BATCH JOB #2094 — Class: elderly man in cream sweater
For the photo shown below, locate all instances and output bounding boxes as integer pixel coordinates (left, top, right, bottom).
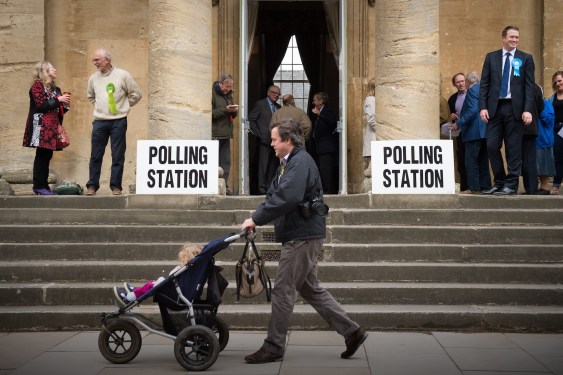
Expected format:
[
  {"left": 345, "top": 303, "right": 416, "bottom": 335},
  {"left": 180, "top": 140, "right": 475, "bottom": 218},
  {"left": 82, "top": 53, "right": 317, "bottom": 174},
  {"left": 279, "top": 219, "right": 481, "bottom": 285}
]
[{"left": 85, "top": 48, "right": 142, "bottom": 196}]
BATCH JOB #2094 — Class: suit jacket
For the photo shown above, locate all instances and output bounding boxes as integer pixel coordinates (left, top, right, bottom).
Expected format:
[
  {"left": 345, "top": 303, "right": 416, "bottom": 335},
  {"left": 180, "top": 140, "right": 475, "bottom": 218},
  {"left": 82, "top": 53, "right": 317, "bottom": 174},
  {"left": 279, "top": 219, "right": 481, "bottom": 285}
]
[
  {"left": 479, "top": 49, "right": 536, "bottom": 120},
  {"left": 312, "top": 104, "right": 338, "bottom": 154},
  {"left": 249, "top": 98, "right": 280, "bottom": 145},
  {"left": 271, "top": 105, "right": 312, "bottom": 141},
  {"left": 447, "top": 92, "right": 459, "bottom": 115},
  {"left": 456, "top": 84, "right": 487, "bottom": 142}
]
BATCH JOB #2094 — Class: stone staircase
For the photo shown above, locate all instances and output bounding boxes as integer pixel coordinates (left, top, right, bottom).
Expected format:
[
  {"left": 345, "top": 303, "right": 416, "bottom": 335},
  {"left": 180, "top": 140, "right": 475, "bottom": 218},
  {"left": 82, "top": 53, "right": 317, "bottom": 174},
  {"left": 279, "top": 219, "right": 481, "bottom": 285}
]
[{"left": 0, "top": 194, "right": 562, "bottom": 332}]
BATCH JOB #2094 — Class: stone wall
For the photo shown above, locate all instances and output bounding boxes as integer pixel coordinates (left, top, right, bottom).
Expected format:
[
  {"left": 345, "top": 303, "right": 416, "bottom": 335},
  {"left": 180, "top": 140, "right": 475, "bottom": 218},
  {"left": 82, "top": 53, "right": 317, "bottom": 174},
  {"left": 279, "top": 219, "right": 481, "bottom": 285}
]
[{"left": 0, "top": 0, "right": 44, "bottom": 170}]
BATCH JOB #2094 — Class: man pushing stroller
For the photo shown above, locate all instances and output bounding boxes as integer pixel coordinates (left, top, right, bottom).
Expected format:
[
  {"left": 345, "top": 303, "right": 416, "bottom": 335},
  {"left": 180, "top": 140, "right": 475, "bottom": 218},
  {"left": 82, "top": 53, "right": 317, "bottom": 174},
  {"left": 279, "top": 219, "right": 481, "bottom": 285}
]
[{"left": 240, "top": 119, "right": 368, "bottom": 364}]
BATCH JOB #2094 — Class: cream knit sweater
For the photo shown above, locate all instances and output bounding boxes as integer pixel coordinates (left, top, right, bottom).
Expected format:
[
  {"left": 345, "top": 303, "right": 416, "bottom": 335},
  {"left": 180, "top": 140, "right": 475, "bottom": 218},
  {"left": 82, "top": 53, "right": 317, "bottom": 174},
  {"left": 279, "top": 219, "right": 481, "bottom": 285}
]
[{"left": 87, "top": 67, "right": 142, "bottom": 120}]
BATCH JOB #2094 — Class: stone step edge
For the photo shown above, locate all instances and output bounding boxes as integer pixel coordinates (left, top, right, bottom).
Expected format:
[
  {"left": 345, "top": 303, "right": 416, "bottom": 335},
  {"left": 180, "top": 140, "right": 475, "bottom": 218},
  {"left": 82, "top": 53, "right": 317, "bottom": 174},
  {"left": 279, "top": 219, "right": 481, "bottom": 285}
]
[{"left": 1, "top": 304, "right": 562, "bottom": 332}]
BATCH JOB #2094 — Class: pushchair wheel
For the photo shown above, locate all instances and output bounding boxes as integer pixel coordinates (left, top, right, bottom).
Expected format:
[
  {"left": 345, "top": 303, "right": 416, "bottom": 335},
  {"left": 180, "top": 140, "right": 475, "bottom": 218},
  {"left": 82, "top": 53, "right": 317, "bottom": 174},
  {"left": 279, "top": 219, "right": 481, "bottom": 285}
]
[
  {"left": 98, "top": 319, "right": 142, "bottom": 364},
  {"left": 174, "top": 325, "right": 220, "bottom": 371},
  {"left": 213, "top": 316, "right": 230, "bottom": 351}
]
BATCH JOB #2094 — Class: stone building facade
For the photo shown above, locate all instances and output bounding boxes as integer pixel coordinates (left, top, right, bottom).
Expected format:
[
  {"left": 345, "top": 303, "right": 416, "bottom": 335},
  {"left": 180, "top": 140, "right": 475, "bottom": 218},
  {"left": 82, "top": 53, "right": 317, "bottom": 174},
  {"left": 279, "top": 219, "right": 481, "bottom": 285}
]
[{"left": 1, "top": 0, "right": 561, "bottom": 194}]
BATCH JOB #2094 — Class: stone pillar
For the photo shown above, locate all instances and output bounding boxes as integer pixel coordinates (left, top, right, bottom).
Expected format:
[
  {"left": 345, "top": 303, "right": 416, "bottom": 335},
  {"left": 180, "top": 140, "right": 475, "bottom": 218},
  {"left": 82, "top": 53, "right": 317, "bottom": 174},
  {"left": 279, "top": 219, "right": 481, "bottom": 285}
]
[
  {"left": 148, "top": 0, "right": 212, "bottom": 139},
  {"left": 375, "top": 0, "right": 440, "bottom": 140},
  {"left": 543, "top": 0, "right": 563, "bottom": 92}
]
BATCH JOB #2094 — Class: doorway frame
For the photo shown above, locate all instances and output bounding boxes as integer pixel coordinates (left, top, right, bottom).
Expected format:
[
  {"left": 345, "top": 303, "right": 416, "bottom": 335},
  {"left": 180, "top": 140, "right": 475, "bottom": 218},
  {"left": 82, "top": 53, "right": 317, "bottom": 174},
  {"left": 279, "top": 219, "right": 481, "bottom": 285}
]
[{"left": 239, "top": 0, "right": 347, "bottom": 195}]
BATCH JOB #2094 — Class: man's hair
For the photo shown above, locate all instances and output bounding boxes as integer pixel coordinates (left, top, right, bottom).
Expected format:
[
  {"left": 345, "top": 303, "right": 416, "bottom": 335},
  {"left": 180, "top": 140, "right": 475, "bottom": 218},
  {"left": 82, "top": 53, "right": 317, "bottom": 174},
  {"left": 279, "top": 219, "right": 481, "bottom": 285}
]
[
  {"left": 502, "top": 26, "right": 519, "bottom": 37},
  {"left": 283, "top": 94, "right": 295, "bottom": 106},
  {"left": 552, "top": 71, "right": 563, "bottom": 92},
  {"left": 218, "top": 73, "right": 233, "bottom": 84},
  {"left": 267, "top": 85, "right": 280, "bottom": 94},
  {"left": 314, "top": 91, "right": 329, "bottom": 104},
  {"left": 451, "top": 72, "right": 465, "bottom": 86},
  {"left": 95, "top": 48, "right": 111, "bottom": 61},
  {"left": 465, "top": 71, "right": 481, "bottom": 84},
  {"left": 270, "top": 119, "right": 304, "bottom": 147}
]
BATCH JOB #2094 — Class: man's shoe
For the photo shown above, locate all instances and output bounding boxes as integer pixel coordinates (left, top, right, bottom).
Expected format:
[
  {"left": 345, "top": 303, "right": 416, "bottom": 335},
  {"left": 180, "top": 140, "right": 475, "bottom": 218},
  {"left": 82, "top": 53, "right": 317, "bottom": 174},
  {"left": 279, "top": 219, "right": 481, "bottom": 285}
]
[
  {"left": 493, "top": 187, "right": 517, "bottom": 196},
  {"left": 481, "top": 186, "right": 501, "bottom": 195},
  {"left": 534, "top": 189, "right": 550, "bottom": 195},
  {"left": 112, "top": 188, "right": 122, "bottom": 196},
  {"left": 341, "top": 328, "right": 368, "bottom": 359},
  {"left": 244, "top": 346, "right": 283, "bottom": 364},
  {"left": 85, "top": 187, "right": 96, "bottom": 196}
]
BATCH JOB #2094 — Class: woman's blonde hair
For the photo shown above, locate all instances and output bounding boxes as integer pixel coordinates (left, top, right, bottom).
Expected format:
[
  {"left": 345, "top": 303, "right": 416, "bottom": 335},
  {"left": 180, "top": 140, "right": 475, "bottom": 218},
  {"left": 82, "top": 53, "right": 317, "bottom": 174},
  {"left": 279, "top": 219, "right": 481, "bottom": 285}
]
[
  {"left": 32, "top": 61, "right": 55, "bottom": 90},
  {"left": 177, "top": 243, "right": 203, "bottom": 264},
  {"left": 366, "top": 78, "right": 376, "bottom": 96}
]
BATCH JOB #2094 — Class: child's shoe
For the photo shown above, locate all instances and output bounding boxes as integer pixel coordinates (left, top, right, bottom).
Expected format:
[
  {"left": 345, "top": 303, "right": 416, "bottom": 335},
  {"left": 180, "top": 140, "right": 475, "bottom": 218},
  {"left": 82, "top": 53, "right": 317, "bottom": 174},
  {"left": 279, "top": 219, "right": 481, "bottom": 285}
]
[
  {"left": 113, "top": 286, "right": 128, "bottom": 307},
  {"left": 123, "top": 282, "right": 135, "bottom": 293}
]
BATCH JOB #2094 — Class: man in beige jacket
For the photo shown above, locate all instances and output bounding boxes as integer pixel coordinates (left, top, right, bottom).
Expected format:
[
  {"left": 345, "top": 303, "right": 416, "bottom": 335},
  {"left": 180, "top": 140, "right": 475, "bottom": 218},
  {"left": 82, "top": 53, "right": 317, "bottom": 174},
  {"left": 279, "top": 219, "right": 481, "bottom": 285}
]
[{"left": 271, "top": 94, "right": 311, "bottom": 143}]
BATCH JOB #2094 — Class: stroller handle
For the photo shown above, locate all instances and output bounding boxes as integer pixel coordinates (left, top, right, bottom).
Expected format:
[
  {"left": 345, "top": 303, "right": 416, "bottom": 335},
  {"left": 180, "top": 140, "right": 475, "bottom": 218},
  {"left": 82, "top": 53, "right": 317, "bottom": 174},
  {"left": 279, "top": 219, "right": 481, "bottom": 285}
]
[{"left": 224, "top": 230, "right": 249, "bottom": 243}]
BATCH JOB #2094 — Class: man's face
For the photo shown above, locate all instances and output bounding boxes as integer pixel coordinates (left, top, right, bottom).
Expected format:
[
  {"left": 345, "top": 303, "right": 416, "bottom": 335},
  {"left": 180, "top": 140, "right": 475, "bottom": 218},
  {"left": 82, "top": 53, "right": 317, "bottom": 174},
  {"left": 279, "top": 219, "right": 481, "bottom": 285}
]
[
  {"left": 453, "top": 75, "right": 466, "bottom": 93},
  {"left": 312, "top": 96, "right": 323, "bottom": 109},
  {"left": 219, "top": 80, "right": 233, "bottom": 95},
  {"left": 502, "top": 29, "right": 519, "bottom": 51},
  {"left": 91, "top": 53, "right": 110, "bottom": 72},
  {"left": 268, "top": 87, "right": 280, "bottom": 103},
  {"left": 270, "top": 127, "right": 292, "bottom": 159}
]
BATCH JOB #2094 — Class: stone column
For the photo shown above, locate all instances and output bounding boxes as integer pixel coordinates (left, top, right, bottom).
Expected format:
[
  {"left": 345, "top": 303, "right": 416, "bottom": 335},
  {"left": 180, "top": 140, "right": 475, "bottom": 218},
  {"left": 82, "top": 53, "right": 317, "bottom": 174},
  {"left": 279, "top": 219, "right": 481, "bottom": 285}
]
[
  {"left": 375, "top": 0, "right": 440, "bottom": 140},
  {"left": 543, "top": 0, "right": 563, "bottom": 92},
  {"left": 148, "top": 0, "right": 212, "bottom": 139}
]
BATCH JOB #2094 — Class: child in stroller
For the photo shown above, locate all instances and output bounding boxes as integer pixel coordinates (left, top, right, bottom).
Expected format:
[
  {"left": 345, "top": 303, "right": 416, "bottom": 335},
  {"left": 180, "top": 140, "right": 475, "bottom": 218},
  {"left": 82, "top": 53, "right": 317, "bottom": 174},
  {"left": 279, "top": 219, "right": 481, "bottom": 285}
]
[
  {"left": 99, "top": 232, "right": 244, "bottom": 371},
  {"left": 112, "top": 242, "right": 202, "bottom": 307}
]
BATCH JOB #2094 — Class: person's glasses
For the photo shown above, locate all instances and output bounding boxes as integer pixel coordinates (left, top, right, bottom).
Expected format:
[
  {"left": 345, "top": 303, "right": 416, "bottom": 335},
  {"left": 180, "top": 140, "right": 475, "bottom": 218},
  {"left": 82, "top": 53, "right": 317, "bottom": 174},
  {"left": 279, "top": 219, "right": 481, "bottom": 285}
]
[
  {"left": 269, "top": 91, "right": 280, "bottom": 95},
  {"left": 91, "top": 58, "right": 105, "bottom": 63}
]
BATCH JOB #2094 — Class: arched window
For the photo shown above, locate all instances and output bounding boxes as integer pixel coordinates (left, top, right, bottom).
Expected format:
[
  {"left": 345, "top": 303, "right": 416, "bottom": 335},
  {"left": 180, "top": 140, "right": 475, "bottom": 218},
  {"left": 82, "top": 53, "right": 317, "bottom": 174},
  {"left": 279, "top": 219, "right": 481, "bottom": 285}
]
[{"left": 273, "top": 35, "right": 310, "bottom": 111}]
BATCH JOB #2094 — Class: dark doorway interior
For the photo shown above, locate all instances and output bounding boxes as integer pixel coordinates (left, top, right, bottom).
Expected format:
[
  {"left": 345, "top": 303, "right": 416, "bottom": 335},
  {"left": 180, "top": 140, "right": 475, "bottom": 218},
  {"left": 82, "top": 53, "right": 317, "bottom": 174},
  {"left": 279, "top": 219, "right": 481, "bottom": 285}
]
[{"left": 247, "top": 1, "right": 339, "bottom": 195}]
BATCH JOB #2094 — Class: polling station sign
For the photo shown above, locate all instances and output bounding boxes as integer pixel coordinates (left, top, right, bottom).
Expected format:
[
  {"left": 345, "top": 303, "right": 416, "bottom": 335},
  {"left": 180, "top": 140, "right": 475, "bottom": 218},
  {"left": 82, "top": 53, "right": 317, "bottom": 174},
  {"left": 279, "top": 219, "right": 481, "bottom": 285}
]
[
  {"left": 136, "top": 140, "right": 218, "bottom": 194},
  {"left": 372, "top": 140, "right": 455, "bottom": 194}
]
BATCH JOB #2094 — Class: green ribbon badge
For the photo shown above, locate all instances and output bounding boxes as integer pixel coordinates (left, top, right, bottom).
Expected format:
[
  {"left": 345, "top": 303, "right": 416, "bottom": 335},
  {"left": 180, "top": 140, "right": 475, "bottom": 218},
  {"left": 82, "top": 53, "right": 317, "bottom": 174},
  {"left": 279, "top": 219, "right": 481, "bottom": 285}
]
[{"left": 106, "top": 83, "right": 117, "bottom": 115}]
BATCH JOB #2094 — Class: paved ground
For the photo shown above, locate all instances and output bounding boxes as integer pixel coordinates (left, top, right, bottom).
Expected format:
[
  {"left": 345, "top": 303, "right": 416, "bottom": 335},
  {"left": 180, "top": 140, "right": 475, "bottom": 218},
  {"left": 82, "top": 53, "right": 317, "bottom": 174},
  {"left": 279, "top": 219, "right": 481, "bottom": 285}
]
[{"left": 1, "top": 330, "right": 562, "bottom": 375}]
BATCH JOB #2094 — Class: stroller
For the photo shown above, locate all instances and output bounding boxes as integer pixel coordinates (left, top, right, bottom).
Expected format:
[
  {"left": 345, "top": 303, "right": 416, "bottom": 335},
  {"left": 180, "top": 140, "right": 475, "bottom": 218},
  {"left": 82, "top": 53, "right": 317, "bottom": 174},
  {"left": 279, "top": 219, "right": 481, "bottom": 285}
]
[{"left": 98, "top": 231, "right": 247, "bottom": 371}]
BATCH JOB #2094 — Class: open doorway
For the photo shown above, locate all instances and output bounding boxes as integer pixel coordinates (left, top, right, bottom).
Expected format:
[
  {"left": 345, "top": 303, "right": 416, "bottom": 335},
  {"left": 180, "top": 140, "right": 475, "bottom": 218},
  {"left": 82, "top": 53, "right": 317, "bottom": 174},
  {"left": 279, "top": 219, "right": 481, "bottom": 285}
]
[{"left": 242, "top": 0, "right": 342, "bottom": 195}]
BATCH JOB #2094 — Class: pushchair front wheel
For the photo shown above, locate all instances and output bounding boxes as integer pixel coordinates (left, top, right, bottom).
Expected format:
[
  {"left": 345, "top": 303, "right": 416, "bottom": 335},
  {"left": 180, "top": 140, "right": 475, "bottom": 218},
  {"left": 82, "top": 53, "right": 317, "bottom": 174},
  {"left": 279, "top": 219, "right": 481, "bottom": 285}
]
[
  {"left": 98, "top": 319, "right": 142, "bottom": 364},
  {"left": 174, "top": 325, "right": 220, "bottom": 371}
]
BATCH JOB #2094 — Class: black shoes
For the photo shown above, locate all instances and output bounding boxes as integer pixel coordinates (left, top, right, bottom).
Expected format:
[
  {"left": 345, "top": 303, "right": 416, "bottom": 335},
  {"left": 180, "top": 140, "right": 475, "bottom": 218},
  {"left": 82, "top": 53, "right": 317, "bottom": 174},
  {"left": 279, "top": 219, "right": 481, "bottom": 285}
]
[
  {"left": 244, "top": 346, "right": 284, "bottom": 364},
  {"left": 341, "top": 327, "right": 368, "bottom": 359}
]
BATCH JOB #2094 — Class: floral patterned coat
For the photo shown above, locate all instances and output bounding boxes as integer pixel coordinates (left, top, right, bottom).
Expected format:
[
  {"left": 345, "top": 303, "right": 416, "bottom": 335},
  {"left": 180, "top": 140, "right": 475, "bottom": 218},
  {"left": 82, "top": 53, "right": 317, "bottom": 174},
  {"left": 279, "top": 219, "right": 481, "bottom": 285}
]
[{"left": 22, "top": 81, "right": 67, "bottom": 150}]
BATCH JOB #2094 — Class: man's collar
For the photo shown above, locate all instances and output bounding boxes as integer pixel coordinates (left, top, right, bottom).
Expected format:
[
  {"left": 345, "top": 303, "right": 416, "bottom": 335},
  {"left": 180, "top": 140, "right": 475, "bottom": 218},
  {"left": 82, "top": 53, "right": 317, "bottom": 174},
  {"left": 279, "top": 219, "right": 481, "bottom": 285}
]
[{"left": 502, "top": 48, "right": 516, "bottom": 55}]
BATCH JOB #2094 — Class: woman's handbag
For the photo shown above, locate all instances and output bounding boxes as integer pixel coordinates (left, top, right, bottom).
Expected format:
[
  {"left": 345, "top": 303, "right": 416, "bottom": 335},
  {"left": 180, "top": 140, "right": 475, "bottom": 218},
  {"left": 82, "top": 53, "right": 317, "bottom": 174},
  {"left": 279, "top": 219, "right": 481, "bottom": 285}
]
[
  {"left": 57, "top": 124, "right": 70, "bottom": 149},
  {"left": 235, "top": 237, "right": 271, "bottom": 301}
]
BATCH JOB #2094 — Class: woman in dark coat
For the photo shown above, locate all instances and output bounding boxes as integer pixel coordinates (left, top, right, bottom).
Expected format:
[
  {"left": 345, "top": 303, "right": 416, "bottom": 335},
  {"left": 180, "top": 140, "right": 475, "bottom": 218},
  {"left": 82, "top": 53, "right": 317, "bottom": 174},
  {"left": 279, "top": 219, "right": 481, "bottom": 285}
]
[{"left": 22, "top": 61, "right": 71, "bottom": 195}]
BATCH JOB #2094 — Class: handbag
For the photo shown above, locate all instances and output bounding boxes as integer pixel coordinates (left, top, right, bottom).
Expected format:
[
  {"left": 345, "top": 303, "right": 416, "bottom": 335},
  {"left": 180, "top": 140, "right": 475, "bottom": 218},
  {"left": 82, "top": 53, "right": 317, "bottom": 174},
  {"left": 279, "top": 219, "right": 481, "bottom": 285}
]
[
  {"left": 235, "top": 238, "right": 271, "bottom": 301},
  {"left": 440, "top": 122, "right": 460, "bottom": 139},
  {"left": 53, "top": 180, "right": 83, "bottom": 195},
  {"left": 57, "top": 124, "right": 70, "bottom": 149}
]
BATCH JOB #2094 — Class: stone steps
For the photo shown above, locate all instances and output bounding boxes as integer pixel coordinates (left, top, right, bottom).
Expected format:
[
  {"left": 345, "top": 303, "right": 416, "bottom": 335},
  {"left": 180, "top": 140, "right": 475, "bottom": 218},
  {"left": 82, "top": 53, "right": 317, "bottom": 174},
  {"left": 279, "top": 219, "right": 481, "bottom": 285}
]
[
  {"left": 3, "top": 282, "right": 563, "bottom": 306},
  {"left": 1, "top": 194, "right": 562, "bottom": 332},
  {"left": 1, "top": 304, "right": 561, "bottom": 332}
]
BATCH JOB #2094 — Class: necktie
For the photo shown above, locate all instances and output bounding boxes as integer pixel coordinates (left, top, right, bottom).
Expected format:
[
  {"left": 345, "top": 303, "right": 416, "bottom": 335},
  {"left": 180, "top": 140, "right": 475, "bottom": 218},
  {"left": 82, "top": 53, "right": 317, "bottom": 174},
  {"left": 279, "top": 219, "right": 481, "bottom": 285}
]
[
  {"left": 278, "top": 160, "right": 286, "bottom": 182},
  {"left": 271, "top": 103, "right": 276, "bottom": 113},
  {"left": 500, "top": 52, "right": 511, "bottom": 98}
]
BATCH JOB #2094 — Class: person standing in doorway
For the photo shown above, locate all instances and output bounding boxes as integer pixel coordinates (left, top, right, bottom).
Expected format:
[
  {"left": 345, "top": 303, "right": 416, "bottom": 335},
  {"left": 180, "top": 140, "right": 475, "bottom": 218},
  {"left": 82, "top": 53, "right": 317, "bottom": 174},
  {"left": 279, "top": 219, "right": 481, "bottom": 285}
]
[
  {"left": 479, "top": 26, "right": 536, "bottom": 196},
  {"left": 241, "top": 119, "right": 367, "bottom": 364},
  {"left": 249, "top": 85, "right": 281, "bottom": 194},
  {"left": 311, "top": 92, "right": 338, "bottom": 194},
  {"left": 212, "top": 73, "right": 238, "bottom": 195},
  {"left": 85, "top": 48, "right": 142, "bottom": 196}
]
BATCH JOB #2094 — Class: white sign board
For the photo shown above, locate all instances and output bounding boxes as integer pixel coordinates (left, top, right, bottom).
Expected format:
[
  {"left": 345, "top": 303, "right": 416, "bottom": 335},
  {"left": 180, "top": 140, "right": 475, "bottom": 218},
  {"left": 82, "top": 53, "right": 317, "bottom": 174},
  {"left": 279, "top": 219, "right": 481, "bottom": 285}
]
[
  {"left": 136, "top": 140, "right": 219, "bottom": 195},
  {"left": 372, "top": 140, "right": 455, "bottom": 194}
]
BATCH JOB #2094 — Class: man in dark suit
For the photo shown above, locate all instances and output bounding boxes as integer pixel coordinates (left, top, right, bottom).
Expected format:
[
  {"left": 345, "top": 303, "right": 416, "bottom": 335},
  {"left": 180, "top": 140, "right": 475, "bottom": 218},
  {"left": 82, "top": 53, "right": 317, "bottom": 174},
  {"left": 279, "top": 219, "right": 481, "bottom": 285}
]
[
  {"left": 456, "top": 71, "right": 491, "bottom": 193},
  {"left": 479, "top": 25, "right": 536, "bottom": 195},
  {"left": 448, "top": 72, "right": 468, "bottom": 192},
  {"left": 311, "top": 92, "right": 338, "bottom": 194},
  {"left": 249, "top": 85, "right": 281, "bottom": 194}
]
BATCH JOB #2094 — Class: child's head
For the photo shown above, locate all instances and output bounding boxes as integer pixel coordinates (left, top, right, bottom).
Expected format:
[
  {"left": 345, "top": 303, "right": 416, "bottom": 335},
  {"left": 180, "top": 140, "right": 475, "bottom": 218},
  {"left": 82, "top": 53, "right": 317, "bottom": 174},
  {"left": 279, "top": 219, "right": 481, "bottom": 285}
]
[{"left": 178, "top": 243, "right": 202, "bottom": 264}]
